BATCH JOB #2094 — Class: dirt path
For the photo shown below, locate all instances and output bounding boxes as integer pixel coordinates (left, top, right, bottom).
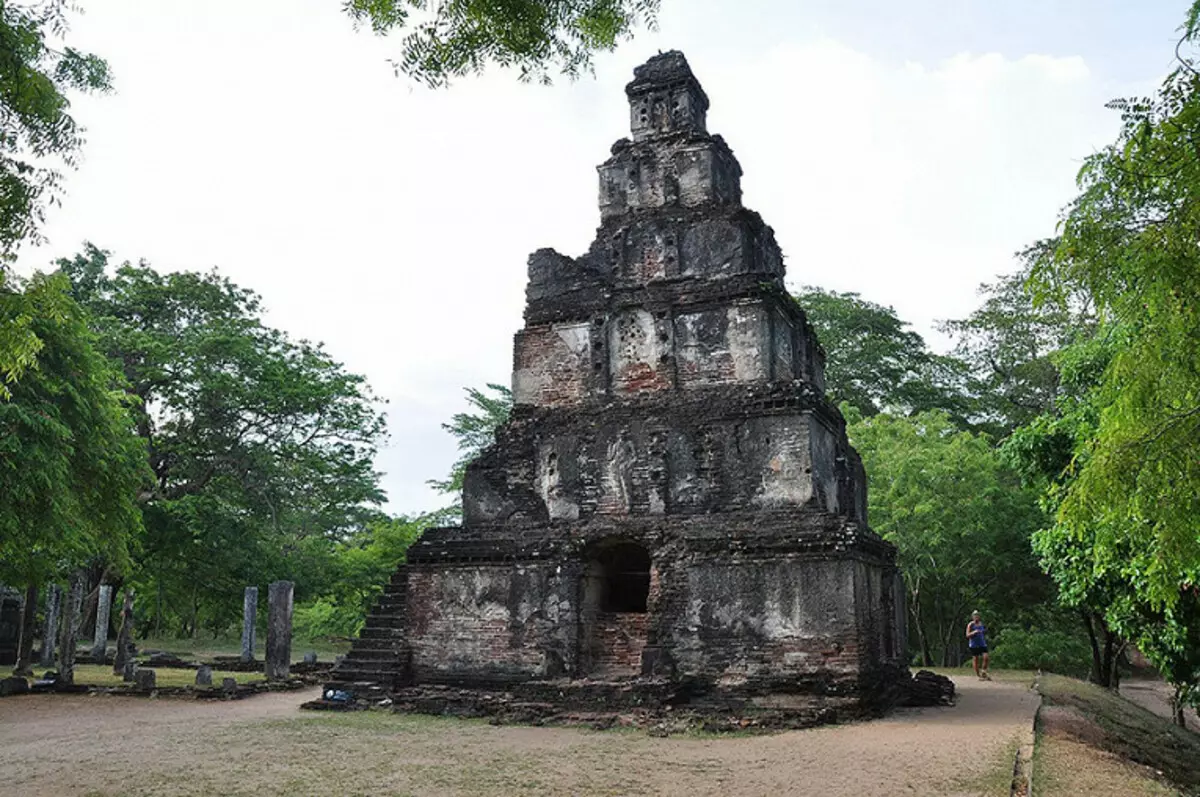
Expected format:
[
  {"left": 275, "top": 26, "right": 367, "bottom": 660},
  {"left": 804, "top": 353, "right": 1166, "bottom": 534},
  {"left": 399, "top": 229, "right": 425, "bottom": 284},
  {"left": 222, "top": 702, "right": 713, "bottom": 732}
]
[{"left": 0, "top": 676, "right": 1038, "bottom": 796}]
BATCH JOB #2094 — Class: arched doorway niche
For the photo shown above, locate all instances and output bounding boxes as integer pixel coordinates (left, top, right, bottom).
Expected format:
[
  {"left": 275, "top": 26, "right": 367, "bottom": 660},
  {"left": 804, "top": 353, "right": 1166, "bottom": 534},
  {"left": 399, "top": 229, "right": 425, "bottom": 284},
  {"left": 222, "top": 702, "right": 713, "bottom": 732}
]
[{"left": 578, "top": 539, "right": 653, "bottom": 676}]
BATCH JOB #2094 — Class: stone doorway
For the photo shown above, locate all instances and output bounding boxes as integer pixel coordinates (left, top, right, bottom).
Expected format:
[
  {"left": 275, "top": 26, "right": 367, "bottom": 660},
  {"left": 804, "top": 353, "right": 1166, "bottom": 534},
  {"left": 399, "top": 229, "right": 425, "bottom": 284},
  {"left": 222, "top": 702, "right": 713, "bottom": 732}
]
[{"left": 579, "top": 540, "right": 652, "bottom": 677}]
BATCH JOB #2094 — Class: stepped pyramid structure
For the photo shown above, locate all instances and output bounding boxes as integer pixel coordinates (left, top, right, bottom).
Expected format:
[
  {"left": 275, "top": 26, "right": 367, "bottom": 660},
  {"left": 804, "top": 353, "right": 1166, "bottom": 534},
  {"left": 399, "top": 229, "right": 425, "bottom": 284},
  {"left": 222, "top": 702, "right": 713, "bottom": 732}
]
[{"left": 327, "top": 51, "right": 908, "bottom": 724}]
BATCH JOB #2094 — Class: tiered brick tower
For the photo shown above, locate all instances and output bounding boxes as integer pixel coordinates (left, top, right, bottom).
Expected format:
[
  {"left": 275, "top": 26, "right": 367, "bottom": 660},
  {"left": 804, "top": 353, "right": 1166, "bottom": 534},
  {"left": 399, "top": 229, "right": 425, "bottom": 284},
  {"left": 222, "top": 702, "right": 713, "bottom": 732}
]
[{"left": 328, "top": 51, "right": 908, "bottom": 724}]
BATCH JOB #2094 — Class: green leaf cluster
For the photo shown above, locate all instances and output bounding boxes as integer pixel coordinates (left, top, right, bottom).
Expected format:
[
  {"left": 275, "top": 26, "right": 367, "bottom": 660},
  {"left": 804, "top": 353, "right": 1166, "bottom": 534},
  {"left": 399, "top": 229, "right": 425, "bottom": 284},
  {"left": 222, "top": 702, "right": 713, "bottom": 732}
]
[
  {"left": 0, "top": 1, "right": 112, "bottom": 257},
  {"left": 0, "top": 270, "right": 148, "bottom": 586},
  {"left": 795, "top": 287, "right": 970, "bottom": 421},
  {"left": 342, "top": 0, "right": 659, "bottom": 86},
  {"left": 847, "top": 409, "right": 1048, "bottom": 665}
]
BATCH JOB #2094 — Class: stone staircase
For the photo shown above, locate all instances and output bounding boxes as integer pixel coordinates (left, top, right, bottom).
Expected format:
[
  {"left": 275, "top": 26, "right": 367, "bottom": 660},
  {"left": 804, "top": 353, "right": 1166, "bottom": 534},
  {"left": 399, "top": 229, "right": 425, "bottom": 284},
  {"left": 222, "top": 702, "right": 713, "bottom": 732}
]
[{"left": 322, "top": 565, "right": 410, "bottom": 701}]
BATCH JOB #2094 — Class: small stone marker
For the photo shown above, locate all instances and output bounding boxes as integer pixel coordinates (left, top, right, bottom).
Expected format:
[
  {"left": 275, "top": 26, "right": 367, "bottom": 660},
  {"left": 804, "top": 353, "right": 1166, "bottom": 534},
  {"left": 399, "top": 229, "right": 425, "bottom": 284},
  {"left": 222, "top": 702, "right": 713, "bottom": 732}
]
[
  {"left": 222, "top": 677, "right": 238, "bottom": 691},
  {"left": 122, "top": 661, "right": 137, "bottom": 682},
  {"left": 133, "top": 668, "right": 156, "bottom": 690},
  {"left": 303, "top": 651, "right": 317, "bottom": 665},
  {"left": 241, "top": 586, "right": 258, "bottom": 663},
  {"left": 40, "top": 585, "right": 61, "bottom": 668},
  {"left": 0, "top": 676, "right": 30, "bottom": 696},
  {"left": 195, "top": 665, "right": 213, "bottom": 686},
  {"left": 334, "top": 654, "right": 345, "bottom": 668},
  {"left": 265, "top": 581, "right": 293, "bottom": 680},
  {"left": 92, "top": 584, "right": 113, "bottom": 664}
]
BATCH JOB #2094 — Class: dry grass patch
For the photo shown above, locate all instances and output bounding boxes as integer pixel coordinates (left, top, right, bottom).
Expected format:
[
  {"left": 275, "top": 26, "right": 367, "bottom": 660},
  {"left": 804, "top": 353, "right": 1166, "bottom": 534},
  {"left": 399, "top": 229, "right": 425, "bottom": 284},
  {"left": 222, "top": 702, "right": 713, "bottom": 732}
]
[{"left": 1036, "top": 674, "right": 1200, "bottom": 796}]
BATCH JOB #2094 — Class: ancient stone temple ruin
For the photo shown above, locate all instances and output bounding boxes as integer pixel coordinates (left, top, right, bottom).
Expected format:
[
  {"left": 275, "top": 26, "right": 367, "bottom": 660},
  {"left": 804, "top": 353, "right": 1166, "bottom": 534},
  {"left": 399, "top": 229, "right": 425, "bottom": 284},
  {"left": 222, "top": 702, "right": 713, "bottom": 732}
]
[{"left": 327, "top": 51, "right": 909, "bottom": 725}]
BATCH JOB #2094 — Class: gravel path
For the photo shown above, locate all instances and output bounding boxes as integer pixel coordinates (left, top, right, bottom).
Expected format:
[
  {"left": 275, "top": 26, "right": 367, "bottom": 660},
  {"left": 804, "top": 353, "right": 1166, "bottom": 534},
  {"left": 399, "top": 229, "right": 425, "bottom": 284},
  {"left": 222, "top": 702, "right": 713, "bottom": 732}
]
[{"left": 0, "top": 676, "right": 1038, "bottom": 796}]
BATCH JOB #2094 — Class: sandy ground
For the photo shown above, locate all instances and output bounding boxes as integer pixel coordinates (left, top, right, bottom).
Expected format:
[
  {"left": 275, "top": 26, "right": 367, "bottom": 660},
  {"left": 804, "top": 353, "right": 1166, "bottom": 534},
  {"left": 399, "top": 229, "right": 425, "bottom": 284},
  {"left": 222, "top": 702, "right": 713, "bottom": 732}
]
[
  {"left": 1121, "top": 678, "right": 1200, "bottom": 734},
  {"left": 0, "top": 676, "right": 1038, "bottom": 797}
]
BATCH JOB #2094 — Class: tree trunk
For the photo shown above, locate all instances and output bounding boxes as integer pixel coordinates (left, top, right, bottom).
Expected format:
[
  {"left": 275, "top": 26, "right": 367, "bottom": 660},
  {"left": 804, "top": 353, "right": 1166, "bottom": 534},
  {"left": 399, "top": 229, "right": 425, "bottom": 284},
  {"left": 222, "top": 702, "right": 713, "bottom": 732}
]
[
  {"left": 911, "top": 595, "right": 933, "bottom": 666},
  {"left": 1172, "top": 685, "right": 1188, "bottom": 728},
  {"left": 112, "top": 588, "right": 135, "bottom": 676},
  {"left": 1082, "top": 610, "right": 1104, "bottom": 685},
  {"left": 13, "top": 583, "right": 37, "bottom": 675},
  {"left": 57, "top": 572, "right": 85, "bottom": 685}
]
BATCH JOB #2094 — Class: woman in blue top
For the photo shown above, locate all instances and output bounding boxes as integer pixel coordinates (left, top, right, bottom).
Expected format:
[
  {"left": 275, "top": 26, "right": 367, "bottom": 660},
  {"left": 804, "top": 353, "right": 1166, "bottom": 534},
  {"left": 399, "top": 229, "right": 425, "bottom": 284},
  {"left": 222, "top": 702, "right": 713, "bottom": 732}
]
[{"left": 966, "top": 610, "right": 991, "bottom": 680}]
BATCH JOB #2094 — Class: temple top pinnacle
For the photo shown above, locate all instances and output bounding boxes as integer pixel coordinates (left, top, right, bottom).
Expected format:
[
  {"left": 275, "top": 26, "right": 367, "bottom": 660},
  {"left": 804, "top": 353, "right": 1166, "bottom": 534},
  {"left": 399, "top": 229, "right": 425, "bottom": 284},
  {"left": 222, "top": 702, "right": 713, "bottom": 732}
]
[{"left": 625, "top": 50, "right": 709, "bottom": 141}]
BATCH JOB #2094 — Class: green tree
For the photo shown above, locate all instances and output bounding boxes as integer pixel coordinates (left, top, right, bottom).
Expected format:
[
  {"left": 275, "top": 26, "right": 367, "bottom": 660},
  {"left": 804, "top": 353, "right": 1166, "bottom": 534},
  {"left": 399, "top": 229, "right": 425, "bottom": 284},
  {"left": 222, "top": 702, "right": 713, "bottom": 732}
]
[
  {"left": 344, "top": 0, "right": 658, "bottom": 87},
  {"left": 0, "top": 270, "right": 146, "bottom": 589},
  {"left": 429, "top": 382, "right": 512, "bottom": 509},
  {"left": 848, "top": 409, "right": 1048, "bottom": 666},
  {"left": 1008, "top": 3, "right": 1200, "bottom": 711},
  {"left": 58, "top": 244, "right": 388, "bottom": 636},
  {"left": 939, "top": 265, "right": 1095, "bottom": 436},
  {"left": 293, "top": 510, "right": 452, "bottom": 641},
  {"left": 0, "top": 1, "right": 112, "bottom": 258},
  {"left": 796, "top": 287, "right": 970, "bottom": 420},
  {"left": 0, "top": 266, "right": 73, "bottom": 396}
]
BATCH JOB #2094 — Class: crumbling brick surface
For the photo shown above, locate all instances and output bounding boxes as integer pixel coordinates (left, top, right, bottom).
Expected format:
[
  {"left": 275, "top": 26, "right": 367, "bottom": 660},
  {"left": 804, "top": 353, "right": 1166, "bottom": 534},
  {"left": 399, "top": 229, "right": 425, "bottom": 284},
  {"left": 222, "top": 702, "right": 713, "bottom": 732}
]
[{"left": 327, "top": 50, "right": 908, "bottom": 726}]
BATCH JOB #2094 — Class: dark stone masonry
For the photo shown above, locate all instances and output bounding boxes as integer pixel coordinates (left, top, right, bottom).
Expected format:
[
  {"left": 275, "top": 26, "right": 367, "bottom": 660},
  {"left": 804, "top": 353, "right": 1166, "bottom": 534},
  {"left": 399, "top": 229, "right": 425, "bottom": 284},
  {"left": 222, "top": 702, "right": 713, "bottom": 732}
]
[{"left": 325, "top": 51, "right": 912, "bottom": 726}]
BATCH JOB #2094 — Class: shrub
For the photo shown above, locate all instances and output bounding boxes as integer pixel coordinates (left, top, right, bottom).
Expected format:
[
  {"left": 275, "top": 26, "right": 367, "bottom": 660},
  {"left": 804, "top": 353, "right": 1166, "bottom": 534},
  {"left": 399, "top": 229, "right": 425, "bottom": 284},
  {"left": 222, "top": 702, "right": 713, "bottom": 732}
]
[
  {"left": 292, "top": 598, "right": 365, "bottom": 643},
  {"left": 989, "top": 626, "right": 1092, "bottom": 677}
]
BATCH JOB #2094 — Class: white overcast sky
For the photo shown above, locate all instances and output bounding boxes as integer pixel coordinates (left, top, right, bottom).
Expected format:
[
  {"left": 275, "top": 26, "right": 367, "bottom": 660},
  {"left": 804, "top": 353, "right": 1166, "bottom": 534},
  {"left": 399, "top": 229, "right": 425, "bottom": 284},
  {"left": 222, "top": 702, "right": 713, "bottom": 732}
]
[{"left": 15, "top": 0, "right": 1187, "bottom": 513}]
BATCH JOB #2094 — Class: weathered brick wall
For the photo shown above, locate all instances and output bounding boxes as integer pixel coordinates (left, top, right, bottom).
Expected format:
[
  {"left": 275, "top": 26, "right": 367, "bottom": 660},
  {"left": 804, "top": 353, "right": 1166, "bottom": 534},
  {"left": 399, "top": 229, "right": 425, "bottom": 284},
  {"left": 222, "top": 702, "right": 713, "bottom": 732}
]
[
  {"left": 589, "top": 613, "right": 651, "bottom": 675},
  {"left": 610, "top": 309, "right": 675, "bottom": 394},
  {"left": 406, "top": 564, "right": 576, "bottom": 684},
  {"left": 669, "top": 558, "right": 863, "bottom": 686},
  {"left": 512, "top": 323, "right": 591, "bottom": 406}
]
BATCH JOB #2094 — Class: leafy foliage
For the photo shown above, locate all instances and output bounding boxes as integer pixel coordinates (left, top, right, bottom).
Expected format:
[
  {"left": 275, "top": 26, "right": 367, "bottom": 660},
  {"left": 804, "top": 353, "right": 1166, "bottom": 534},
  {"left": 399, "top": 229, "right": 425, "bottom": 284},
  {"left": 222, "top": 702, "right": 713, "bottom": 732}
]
[
  {"left": 293, "top": 511, "right": 448, "bottom": 641},
  {"left": 429, "top": 382, "right": 512, "bottom": 509},
  {"left": 939, "top": 265, "right": 1095, "bottom": 436},
  {"left": 989, "top": 625, "right": 1093, "bottom": 678},
  {"left": 1025, "top": 12, "right": 1200, "bottom": 612},
  {"left": 343, "top": 0, "right": 658, "bottom": 86},
  {"left": 58, "top": 244, "right": 388, "bottom": 635},
  {"left": 0, "top": 1, "right": 112, "bottom": 258},
  {"left": 0, "top": 270, "right": 147, "bottom": 586},
  {"left": 847, "top": 408, "right": 1048, "bottom": 665},
  {"left": 1008, "top": 3, "right": 1200, "bottom": 704},
  {"left": 796, "top": 287, "right": 969, "bottom": 421}
]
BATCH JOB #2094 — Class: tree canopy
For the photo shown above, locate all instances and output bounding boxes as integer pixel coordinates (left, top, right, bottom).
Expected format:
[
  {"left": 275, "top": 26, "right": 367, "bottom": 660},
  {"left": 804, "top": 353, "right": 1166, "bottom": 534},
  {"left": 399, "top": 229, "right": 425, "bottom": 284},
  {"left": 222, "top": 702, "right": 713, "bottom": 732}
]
[
  {"left": 343, "top": 0, "right": 659, "bottom": 86},
  {"left": 847, "top": 409, "right": 1048, "bottom": 666},
  {"left": 0, "top": 270, "right": 146, "bottom": 587},
  {"left": 57, "top": 244, "right": 389, "bottom": 634},
  {"left": 0, "top": 1, "right": 112, "bottom": 259},
  {"left": 795, "top": 287, "right": 969, "bottom": 421}
]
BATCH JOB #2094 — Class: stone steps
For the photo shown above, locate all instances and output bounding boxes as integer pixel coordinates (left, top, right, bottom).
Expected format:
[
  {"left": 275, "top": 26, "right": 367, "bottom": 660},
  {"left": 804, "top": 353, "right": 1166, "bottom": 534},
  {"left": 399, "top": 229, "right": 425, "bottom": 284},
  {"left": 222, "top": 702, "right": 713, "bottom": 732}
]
[{"left": 324, "top": 564, "right": 410, "bottom": 699}]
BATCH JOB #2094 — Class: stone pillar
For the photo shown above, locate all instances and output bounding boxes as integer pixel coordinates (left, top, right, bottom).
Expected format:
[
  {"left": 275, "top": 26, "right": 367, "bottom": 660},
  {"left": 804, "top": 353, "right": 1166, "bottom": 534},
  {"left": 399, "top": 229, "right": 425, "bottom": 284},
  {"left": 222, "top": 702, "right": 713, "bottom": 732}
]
[
  {"left": 240, "top": 586, "right": 258, "bottom": 663},
  {"left": 264, "top": 581, "right": 293, "bottom": 680},
  {"left": 40, "top": 585, "right": 61, "bottom": 668},
  {"left": 57, "top": 573, "right": 84, "bottom": 685},
  {"left": 111, "top": 588, "right": 135, "bottom": 676},
  {"left": 91, "top": 585, "right": 113, "bottom": 664}
]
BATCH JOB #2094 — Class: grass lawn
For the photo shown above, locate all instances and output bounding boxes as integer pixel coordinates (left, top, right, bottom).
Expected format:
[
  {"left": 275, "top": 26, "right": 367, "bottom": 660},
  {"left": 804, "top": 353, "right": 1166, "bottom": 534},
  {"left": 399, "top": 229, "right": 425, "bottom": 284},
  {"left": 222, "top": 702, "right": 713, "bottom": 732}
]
[
  {"left": 927, "top": 665, "right": 1039, "bottom": 686},
  {"left": 69, "top": 664, "right": 263, "bottom": 689},
  {"left": 133, "top": 635, "right": 350, "bottom": 661}
]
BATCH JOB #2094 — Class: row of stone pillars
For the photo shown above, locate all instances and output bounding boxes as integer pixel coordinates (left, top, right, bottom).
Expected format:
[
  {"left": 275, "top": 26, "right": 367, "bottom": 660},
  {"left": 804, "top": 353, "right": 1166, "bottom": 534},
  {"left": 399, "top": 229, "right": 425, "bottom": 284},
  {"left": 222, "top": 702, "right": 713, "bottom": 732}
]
[
  {"left": 10, "top": 579, "right": 295, "bottom": 683},
  {"left": 242, "top": 581, "right": 294, "bottom": 679}
]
